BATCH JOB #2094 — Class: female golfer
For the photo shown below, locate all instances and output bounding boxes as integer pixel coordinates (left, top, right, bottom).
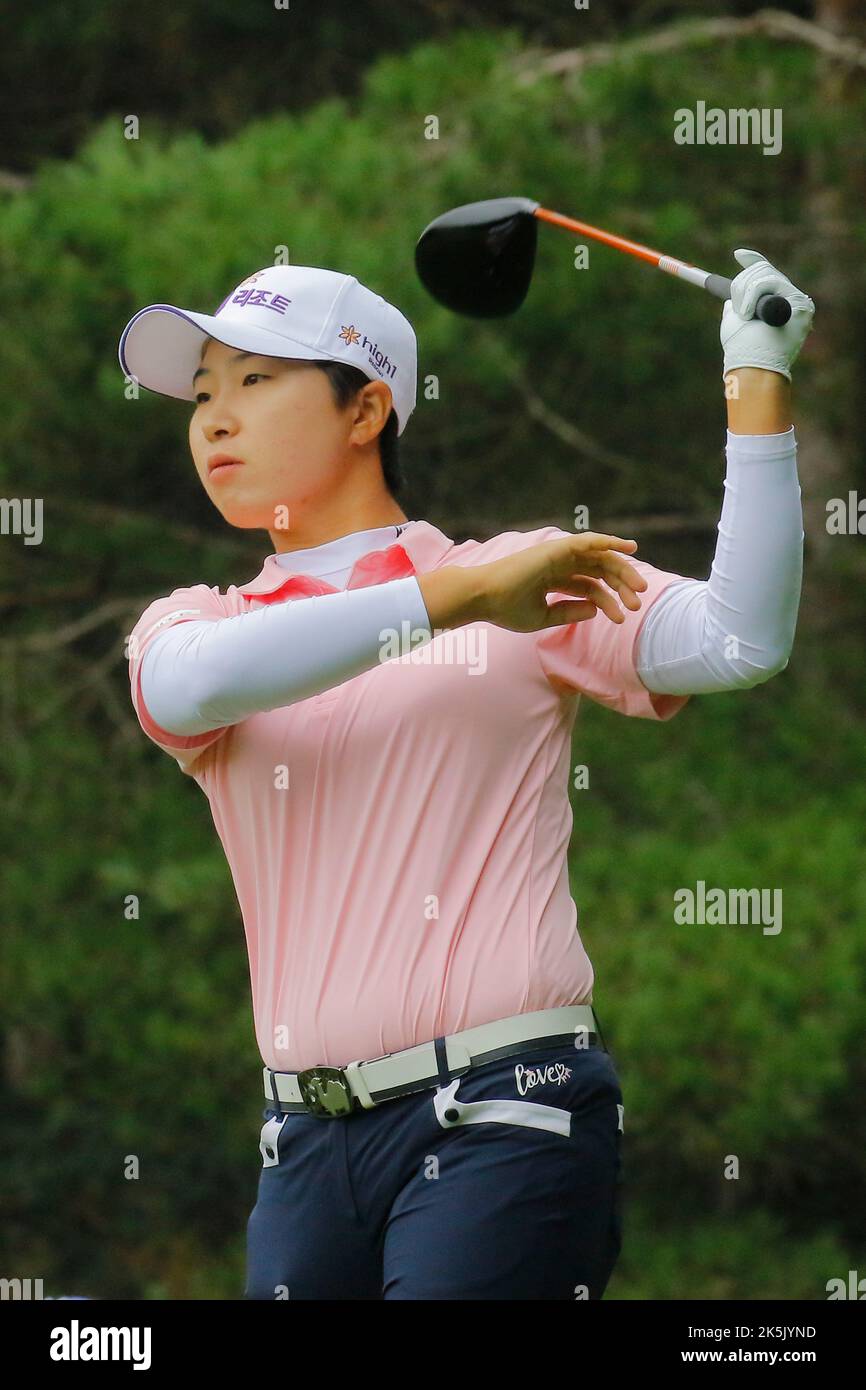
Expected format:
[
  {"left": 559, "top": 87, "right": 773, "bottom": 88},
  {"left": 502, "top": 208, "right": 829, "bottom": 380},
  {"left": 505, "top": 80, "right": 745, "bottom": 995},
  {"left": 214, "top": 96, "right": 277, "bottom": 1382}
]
[{"left": 119, "top": 256, "right": 812, "bottom": 1300}]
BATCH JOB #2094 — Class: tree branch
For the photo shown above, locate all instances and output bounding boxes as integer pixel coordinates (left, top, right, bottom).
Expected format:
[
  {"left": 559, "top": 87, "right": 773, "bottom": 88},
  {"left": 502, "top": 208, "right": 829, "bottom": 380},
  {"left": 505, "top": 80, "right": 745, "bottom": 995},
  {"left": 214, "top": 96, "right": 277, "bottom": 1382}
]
[
  {"left": 0, "top": 598, "right": 154, "bottom": 652},
  {"left": 511, "top": 7, "right": 866, "bottom": 86},
  {"left": 438, "top": 511, "right": 718, "bottom": 541},
  {"left": 0, "top": 168, "right": 31, "bottom": 193},
  {"left": 57, "top": 495, "right": 254, "bottom": 556},
  {"left": 26, "top": 644, "right": 126, "bottom": 729},
  {"left": 496, "top": 356, "right": 640, "bottom": 477}
]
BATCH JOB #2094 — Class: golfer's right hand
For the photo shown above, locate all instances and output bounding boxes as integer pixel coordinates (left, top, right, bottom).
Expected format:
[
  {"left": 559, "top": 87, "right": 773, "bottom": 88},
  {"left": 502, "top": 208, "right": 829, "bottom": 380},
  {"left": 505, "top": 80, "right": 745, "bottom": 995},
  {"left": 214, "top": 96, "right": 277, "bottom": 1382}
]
[{"left": 476, "top": 532, "right": 646, "bottom": 634}]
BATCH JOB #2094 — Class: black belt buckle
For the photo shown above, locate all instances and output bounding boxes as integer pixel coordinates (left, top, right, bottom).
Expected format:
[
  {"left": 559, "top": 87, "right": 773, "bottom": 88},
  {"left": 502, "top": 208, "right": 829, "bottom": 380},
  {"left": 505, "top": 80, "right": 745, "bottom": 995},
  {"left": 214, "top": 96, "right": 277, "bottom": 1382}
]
[{"left": 297, "top": 1066, "right": 355, "bottom": 1118}]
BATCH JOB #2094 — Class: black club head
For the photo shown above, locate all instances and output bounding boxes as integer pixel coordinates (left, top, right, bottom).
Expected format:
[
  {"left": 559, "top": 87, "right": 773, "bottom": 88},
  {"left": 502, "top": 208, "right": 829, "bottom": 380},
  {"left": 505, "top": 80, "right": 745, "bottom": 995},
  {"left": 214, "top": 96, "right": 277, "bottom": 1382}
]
[{"left": 415, "top": 197, "right": 540, "bottom": 318}]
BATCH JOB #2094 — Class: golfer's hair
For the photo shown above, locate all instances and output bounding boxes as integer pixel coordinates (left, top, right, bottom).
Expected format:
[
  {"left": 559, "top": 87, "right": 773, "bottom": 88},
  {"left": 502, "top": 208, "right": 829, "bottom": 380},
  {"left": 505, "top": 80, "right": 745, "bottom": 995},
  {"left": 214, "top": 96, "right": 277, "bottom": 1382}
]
[{"left": 311, "top": 360, "right": 404, "bottom": 502}]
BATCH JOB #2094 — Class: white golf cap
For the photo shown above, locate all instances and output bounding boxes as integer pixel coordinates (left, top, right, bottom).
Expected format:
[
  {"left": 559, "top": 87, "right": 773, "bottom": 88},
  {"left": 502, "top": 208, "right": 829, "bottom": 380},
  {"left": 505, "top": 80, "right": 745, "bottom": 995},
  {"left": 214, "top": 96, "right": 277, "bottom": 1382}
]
[{"left": 118, "top": 264, "right": 417, "bottom": 435}]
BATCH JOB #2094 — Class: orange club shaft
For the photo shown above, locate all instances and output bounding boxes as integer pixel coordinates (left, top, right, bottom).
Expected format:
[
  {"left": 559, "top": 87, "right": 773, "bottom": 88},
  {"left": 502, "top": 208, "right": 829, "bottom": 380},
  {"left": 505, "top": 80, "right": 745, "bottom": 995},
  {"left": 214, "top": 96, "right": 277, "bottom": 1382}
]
[{"left": 533, "top": 205, "right": 674, "bottom": 269}]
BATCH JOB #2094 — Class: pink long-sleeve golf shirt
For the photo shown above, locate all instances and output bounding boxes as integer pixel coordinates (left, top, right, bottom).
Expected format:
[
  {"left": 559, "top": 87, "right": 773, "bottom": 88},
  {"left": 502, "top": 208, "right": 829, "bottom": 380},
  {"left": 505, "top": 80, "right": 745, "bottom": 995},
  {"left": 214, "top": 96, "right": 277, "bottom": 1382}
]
[{"left": 127, "top": 520, "right": 690, "bottom": 1071}]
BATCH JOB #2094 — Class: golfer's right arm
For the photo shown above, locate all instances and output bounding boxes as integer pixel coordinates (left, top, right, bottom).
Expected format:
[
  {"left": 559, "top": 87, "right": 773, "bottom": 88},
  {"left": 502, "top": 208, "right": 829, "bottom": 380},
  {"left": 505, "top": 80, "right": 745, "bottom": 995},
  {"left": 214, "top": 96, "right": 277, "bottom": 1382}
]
[{"left": 139, "top": 570, "right": 487, "bottom": 736}]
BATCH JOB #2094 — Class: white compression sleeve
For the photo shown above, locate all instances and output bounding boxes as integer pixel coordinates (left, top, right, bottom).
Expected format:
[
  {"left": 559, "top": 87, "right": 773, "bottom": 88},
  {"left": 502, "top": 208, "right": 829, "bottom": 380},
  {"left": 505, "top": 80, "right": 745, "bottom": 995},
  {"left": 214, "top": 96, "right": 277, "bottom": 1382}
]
[
  {"left": 635, "top": 427, "right": 803, "bottom": 694},
  {"left": 139, "top": 576, "right": 433, "bottom": 736}
]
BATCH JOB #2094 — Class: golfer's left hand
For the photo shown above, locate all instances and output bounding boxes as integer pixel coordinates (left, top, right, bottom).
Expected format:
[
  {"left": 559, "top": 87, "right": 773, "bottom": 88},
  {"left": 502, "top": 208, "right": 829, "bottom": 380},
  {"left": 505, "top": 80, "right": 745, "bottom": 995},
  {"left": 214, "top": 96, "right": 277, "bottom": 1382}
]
[{"left": 720, "top": 248, "right": 815, "bottom": 381}]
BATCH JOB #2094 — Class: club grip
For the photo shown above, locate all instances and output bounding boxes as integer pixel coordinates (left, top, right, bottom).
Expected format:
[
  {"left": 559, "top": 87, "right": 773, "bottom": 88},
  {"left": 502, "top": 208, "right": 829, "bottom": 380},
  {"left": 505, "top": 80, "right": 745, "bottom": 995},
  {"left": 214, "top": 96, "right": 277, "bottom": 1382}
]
[{"left": 706, "top": 273, "right": 792, "bottom": 326}]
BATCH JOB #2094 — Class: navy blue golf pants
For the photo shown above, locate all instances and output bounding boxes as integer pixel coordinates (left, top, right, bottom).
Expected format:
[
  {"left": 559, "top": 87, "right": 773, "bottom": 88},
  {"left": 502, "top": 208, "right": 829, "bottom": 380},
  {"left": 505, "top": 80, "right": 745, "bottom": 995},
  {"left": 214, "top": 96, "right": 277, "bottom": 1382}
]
[{"left": 245, "top": 1036, "right": 624, "bottom": 1300}]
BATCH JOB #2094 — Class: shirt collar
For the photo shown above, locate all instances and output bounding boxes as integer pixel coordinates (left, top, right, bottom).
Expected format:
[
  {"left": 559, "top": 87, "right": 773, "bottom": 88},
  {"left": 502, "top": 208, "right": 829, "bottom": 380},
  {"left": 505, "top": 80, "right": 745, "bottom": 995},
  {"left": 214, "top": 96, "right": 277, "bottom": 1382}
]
[
  {"left": 237, "top": 520, "right": 457, "bottom": 600},
  {"left": 271, "top": 523, "right": 411, "bottom": 581}
]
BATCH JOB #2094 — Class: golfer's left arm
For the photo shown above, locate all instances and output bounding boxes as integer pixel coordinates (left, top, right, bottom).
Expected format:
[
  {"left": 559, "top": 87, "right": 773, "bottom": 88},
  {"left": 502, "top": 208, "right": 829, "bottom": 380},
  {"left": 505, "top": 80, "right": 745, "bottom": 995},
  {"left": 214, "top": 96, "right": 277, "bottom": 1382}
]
[{"left": 634, "top": 249, "right": 815, "bottom": 696}]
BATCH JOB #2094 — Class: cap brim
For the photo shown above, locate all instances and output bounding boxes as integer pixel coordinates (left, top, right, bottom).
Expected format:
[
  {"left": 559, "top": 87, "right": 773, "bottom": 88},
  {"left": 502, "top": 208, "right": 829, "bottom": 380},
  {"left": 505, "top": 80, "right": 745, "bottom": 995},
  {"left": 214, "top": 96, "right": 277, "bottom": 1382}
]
[{"left": 117, "top": 305, "right": 343, "bottom": 402}]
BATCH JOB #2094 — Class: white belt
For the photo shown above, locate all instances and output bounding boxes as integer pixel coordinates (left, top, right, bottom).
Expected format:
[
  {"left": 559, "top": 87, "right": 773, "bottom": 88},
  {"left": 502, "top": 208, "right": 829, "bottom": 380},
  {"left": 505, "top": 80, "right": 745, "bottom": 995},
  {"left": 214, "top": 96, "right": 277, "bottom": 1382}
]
[{"left": 262, "top": 1004, "right": 604, "bottom": 1118}]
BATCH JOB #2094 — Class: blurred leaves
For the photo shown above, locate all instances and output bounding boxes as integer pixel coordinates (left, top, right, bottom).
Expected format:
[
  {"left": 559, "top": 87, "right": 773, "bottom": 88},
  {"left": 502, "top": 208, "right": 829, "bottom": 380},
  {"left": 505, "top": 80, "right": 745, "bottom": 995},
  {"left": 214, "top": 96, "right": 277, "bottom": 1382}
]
[{"left": 2, "top": 13, "right": 865, "bottom": 1299}]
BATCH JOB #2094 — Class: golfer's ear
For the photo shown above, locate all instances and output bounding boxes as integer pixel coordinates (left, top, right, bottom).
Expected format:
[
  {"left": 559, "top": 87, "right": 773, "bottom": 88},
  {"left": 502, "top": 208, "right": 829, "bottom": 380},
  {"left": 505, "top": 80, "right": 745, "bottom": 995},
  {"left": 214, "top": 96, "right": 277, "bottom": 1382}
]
[{"left": 353, "top": 381, "right": 392, "bottom": 443}]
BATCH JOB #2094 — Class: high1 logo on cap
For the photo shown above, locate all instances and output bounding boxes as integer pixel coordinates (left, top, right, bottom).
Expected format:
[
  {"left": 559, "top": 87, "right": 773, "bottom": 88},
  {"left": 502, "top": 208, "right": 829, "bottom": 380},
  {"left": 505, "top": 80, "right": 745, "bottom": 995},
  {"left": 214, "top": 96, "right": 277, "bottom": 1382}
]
[{"left": 339, "top": 324, "right": 397, "bottom": 381}]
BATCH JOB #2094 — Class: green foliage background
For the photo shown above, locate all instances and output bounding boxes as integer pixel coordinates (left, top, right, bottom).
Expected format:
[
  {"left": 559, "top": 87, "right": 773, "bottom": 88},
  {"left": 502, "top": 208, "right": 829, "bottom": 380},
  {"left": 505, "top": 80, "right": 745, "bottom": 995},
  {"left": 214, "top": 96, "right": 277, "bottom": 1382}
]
[{"left": 1, "top": 17, "right": 864, "bottom": 1298}]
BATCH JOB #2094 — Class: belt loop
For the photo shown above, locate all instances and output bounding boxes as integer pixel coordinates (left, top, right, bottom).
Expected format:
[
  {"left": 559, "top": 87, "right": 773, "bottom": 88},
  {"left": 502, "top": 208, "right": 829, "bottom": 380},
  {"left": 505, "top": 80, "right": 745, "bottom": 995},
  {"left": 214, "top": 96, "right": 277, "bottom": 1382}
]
[
  {"left": 433, "top": 1035, "right": 451, "bottom": 1087},
  {"left": 344, "top": 1059, "right": 376, "bottom": 1110},
  {"left": 267, "top": 1069, "right": 285, "bottom": 1118}
]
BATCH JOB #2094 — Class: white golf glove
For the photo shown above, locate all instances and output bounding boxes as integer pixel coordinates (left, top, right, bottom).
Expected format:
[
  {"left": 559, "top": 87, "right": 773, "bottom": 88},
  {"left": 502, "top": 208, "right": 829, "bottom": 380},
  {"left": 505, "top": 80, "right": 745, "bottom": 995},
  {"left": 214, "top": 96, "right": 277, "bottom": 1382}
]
[{"left": 720, "top": 248, "right": 815, "bottom": 381}]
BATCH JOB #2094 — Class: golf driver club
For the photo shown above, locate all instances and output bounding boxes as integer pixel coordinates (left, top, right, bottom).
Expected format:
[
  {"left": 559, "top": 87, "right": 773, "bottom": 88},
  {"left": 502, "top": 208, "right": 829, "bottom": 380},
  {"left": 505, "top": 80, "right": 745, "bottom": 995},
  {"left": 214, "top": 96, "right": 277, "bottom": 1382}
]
[{"left": 415, "top": 196, "right": 792, "bottom": 326}]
